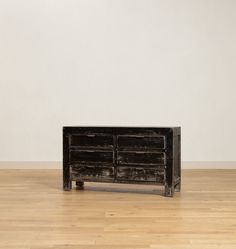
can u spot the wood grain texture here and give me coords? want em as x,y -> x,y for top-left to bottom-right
0,169 -> 236,249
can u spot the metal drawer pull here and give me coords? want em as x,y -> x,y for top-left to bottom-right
87,134 -> 96,137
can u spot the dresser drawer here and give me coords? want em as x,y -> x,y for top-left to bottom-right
70,150 -> 113,165
116,167 -> 164,182
71,166 -> 114,180
70,134 -> 113,149
117,135 -> 165,150
117,151 -> 165,166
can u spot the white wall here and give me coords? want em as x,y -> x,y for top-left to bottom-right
0,0 -> 236,163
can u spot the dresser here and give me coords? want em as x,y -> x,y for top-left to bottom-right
63,126 -> 181,197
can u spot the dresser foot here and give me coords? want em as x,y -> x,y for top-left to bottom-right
63,181 -> 72,191
175,183 -> 181,192
164,186 -> 174,197
76,181 -> 84,190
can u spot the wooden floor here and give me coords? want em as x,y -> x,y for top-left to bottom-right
0,169 -> 236,249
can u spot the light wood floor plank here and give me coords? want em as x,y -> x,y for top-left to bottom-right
0,169 -> 236,249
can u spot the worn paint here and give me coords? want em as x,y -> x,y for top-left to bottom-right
63,127 -> 181,197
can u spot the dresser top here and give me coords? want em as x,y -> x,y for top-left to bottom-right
63,126 -> 181,136
63,126 -> 180,129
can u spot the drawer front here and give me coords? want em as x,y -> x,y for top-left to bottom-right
70,134 -> 113,149
116,167 -> 164,182
70,150 -> 113,165
117,135 -> 165,150
71,166 -> 114,180
117,151 -> 165,166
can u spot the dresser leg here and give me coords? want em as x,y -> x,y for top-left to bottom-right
175,182 -> 181,192
175,133 -> 181,193
63,180 -> 72,191
164,185 -> 174,197
76,181 -> 84,190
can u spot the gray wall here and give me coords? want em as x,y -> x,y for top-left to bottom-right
0,0 -> 236,163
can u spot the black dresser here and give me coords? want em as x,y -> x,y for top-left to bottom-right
63,126 -> 181,197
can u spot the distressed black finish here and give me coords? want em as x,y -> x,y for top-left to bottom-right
63,126 -> 181,197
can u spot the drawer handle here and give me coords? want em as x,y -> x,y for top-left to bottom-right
135,151 -> 146,154
87,134 -> 96,137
